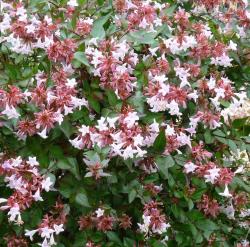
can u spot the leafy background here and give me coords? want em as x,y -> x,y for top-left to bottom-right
0,0 -> 250,246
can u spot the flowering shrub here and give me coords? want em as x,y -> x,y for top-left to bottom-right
0,0 -> 250,246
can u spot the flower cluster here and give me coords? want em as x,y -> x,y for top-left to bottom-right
221,93 -> 250,124
0,156 -> 53,225
70,106 -> 160,159
86,39 -> 138,99
184,143 -> 236,187
138,201 -> 170,236
25,200 -> 67,247
0,2 -> 56,54
0,69 -> 88,140
78,207 -> 132,233
0,0 -> 249,246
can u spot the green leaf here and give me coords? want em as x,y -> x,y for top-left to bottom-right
74,52 -> 90,66
59,118 -> 74,138
213,129 -> 226,137
163,4 -> 177,16
106,90 -> 119,106
232,177 -> 250,193
106,231 -> 122,245
128,189 -> 137,203
228,140 -> 237,153
88,95 -> 100,113
215,136 -> 229,145
187,199 -> 194,210
196,219 -> 219,232
75,192 -> 90,207
57,158 -> 80,180
50,145 -> 64,159
191,188 -> 207,201
91,13 -> 112,38
123,238 -> 135,247
232,118 -> 247,128
127,30 -> 157,44
204,130 -> 213,144
153,130 -> 166,153
156,155 -> 175,179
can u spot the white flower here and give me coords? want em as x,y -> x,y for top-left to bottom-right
25,229 -> 38,241
167,100 -> 182,116
38,237 -> 50,247
239,209 -> 250,218
71,96 -> 88,110
175,67 -> 190,88
123,112 -> 139,128
64,105 -> 73,115
16,6 -> 26,18
159,82 -> 170,96
136,146 -> 147,158
12,156 -> 22,167
126,0 -> 137,9
149,120 -> 159,133
26,24 -> 36,34
54,110 -> 64,125
8,204 -> 22,224
214,87 -> 225,99
40,227 -> 55,239
154,18 -> 162,27
202,24 -> 213,39
2,104 -> 20,119
112,43 -> 128,62
41,177 -> 53,192
53,224 -> 64,235
188,90 -> 199,102
27,157 -> 39,167
67,0 -> 78,7
241,240 -> 250,247
139,18 -> 148,29
66,78 -> 77,88
220,203 -> 235,219
111,143 -> 124,156
88,37 -> 99,46
207,77 -> 216,90
149,47 -> 158,56
210,53 -> 233,67
165,125 -> 175,136
219,185 -> 232,198
204,167 -> 220,184
133,134 -> 143,146
38,128 -> 48,139
49,233 -> 56,246
184,162 -> 197,173
78,125 -> 90,136
90,49 -> 104,68
152,222 -> 170,234
234,165 -> 244,174
84,156 -> 110,178
106,117 -> 119,128
228,40 -> 237,51
138,215 -> 151,234
122,145 -> 136,159
95,208 -> 104,218
0,198 -> 7,204
154,74 -> 168,84
33,188 -> 43,201
96,117 -> 108,131
177,133 -> 191,148
69,137 -> 82,149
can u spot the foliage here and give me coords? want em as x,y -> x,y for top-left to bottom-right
0,0 -> 250,247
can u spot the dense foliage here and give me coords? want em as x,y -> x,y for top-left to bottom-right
0,0 -> 250,246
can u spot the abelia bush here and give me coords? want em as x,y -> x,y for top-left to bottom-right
0,0 -> 250,246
